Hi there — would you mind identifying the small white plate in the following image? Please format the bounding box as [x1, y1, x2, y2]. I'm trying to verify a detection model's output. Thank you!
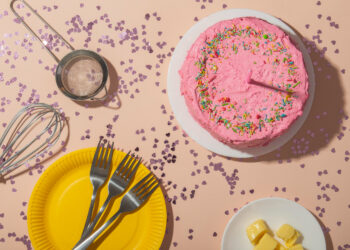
[221, 197, 326, 250]
[167, 9, 315, 158]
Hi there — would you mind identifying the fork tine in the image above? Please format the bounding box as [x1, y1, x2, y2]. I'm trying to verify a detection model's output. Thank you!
[120, 157, 137, 178]
[135, 175, 156, 194]
[119, 154, 135, 175]
[131, 173, 152, 191]
[106, 142, 114, 170]
[137, 178, 157, 197]
[125, 157, 142, 179]
[121, 156, 137, 177]
[115, 151, 131, 173]
[90, 138, 103, 172]
[101, 143, 111, 168]
[96, 140, 107, 167]
[140, 182, 160, 201]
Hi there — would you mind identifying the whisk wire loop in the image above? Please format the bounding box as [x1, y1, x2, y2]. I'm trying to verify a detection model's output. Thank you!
[0, 103, 64, 175]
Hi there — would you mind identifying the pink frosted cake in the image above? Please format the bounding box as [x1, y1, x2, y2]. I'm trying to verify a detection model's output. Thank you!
[179, 17, 309, 148]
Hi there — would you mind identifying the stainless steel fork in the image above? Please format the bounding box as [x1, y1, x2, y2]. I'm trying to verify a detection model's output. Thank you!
[77, 152, 142, 243]
[79, 139, 114, 239]
[73, 173, 159, 250]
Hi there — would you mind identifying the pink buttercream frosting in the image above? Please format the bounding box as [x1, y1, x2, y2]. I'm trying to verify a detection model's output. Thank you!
[179, 17, 309, 148]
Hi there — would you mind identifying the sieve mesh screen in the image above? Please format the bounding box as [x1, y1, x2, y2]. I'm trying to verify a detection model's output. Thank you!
[61, 55, 104, 97]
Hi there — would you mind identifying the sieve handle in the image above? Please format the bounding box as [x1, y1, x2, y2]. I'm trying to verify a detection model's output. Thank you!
[10, 0, 75, 63]
[90, 86, 108, 101]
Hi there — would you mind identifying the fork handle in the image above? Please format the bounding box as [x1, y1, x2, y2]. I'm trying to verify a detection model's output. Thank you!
[73, 210, 122, 250]
[80, 188, 98, 237]
[80, 195, 112, 242]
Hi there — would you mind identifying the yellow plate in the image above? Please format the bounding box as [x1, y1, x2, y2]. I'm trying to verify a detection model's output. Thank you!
[28, 148, 167, 249]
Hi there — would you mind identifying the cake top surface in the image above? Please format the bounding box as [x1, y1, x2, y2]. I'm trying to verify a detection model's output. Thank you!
[180, 17, 309, 146]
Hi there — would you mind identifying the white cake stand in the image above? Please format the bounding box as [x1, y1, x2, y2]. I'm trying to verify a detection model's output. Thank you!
[167, 9, 315, 158]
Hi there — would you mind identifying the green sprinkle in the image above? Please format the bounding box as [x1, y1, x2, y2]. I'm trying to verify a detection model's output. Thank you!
[263, 34, 268, 39]
[293, 81, 301, 88]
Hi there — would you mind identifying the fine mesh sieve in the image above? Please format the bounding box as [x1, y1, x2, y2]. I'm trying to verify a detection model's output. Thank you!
[10, 0, 109, 101]
[56, 50, 108, 100]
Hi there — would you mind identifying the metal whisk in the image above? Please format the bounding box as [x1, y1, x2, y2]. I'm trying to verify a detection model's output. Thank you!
[0, 103, 64, 175]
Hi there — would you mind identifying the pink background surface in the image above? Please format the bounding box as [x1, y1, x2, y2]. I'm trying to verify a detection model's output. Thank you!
[0, 0, 349, 249]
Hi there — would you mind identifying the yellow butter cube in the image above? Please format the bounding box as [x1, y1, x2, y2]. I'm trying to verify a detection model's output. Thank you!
[253, 233, 278, 250]
[276, 224, 296, 242]
[286, 231, 300, 247]
[276, 243, 287, 250]
[246, 219, 269, 245]
[288, 244, 304, 250]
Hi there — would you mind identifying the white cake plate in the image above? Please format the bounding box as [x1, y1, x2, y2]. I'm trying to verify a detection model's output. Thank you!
[167, 9, 315, 158]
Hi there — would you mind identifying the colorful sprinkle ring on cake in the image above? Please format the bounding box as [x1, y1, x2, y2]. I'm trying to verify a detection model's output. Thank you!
[179, 17, 309, 148]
